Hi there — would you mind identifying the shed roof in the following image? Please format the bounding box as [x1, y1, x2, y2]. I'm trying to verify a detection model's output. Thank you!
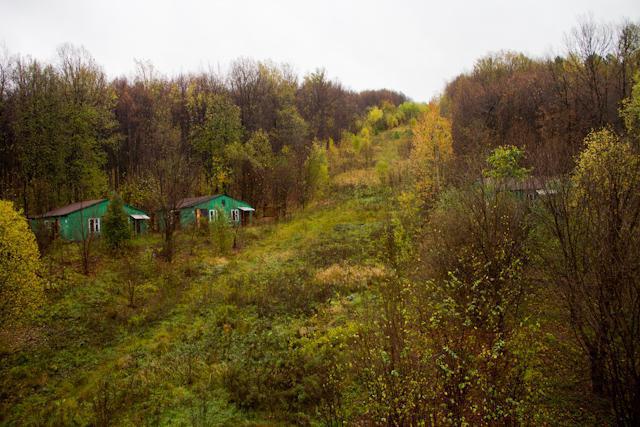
[130, 214, 150, 220]
[484, 176, 553, 191]
[176, 195, 221, 209]
[38, 199, 106, 218]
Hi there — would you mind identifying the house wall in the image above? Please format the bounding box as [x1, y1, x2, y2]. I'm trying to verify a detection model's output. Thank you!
[179, 195, 253, 228]
[35, 201, 149, 241]
[58, 200, 109, 240]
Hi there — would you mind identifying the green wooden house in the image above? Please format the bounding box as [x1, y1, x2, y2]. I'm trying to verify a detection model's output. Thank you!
[175, 194, 254, 228]
[30, 199, 150, 241]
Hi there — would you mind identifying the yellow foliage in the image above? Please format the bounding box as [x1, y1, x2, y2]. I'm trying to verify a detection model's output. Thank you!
[410, 102, 453, 198]
[0, 200, 44, 329]
[366, 106, 384, 127]
[573, 129, 640, 201]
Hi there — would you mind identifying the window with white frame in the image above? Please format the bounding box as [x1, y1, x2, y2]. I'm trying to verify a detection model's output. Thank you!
[88, 217, 101, 234]
[231, 209, 240, 222]
[208, 209, 218, 222]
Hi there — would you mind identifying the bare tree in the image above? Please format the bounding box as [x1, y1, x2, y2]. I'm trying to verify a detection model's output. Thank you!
[565, 17, 614, 127]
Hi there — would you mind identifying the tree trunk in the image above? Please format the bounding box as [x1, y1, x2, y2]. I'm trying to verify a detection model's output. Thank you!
[589, 345, 606, 397]
[163, 215, 175, 262]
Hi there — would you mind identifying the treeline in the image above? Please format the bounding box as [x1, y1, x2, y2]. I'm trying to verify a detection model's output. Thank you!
[443, 19, 640, 173]
[0, 45, 409, 218]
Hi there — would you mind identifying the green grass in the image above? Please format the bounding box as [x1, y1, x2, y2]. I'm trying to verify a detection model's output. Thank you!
[2, 126, 588, 424]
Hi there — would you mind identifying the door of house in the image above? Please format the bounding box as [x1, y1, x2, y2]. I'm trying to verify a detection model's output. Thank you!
[173, 211, 181, 229]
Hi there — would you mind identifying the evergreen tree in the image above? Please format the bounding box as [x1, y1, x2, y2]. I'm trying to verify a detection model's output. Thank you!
[102, 194, 131, 253]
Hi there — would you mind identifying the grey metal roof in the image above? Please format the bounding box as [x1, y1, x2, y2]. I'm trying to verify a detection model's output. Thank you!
[38, 199, 106, 218]
[176, 195, 221, 209]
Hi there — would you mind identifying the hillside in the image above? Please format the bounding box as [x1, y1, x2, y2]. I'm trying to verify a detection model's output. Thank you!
[0, 128, 410, 425]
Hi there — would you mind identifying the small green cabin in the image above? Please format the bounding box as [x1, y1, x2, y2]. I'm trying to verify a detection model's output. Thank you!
[484, 176, 557, 202]
[176, 194, 254, 228]
[31, 199, 150, 241]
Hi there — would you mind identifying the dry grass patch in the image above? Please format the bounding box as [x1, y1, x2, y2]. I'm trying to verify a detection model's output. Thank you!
[315, 263, 386, 289]
[332, 168, 378, 189]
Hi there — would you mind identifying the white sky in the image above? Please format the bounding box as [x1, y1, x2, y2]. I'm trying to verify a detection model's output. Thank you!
[1, 0, 639, 101]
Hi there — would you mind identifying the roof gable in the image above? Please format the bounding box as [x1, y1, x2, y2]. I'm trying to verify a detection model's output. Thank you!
[123, 203, 148, 215]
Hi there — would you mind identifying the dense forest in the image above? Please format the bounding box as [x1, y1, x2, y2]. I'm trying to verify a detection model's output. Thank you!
[1, 17, 640, 426]
[0, 46, 407, 217]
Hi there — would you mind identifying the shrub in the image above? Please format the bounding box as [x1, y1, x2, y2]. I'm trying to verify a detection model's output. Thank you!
[0, 200, 44, 330]
[210, 208, 233, 255]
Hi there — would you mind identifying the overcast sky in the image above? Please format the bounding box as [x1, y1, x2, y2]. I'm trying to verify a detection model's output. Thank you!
[1, 0, 639, 101]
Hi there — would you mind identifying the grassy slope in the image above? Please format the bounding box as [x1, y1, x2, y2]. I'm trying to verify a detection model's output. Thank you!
[1, 128, 411, 426]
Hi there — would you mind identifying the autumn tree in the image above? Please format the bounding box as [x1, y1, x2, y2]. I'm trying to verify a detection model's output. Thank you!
[484, 145, 531, 180]
[410, 102, 453, 202]
[225, 129, 274, 211]
[0, 47, 14, 200]
[621, 74, 640, 141]
[57, 44, 115, 202]
[297, 69, 336, 142]
[4, 45, 115, 216]
[271, 105, 308, 153]
[364, 106, 384, 134]
[228, 58, 295, 134]
[11, 58, 66, 215]
[272, 146, 296, 218]
[397, 101, 424, 124]
[147, 82, 196, 262]
[190, 93, 243, 193]
[302, 141, 329, 206]
[357, 126, 373, 166]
